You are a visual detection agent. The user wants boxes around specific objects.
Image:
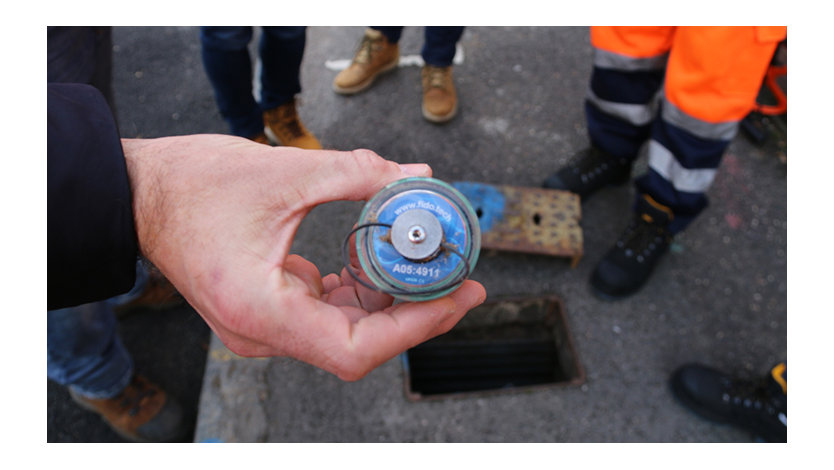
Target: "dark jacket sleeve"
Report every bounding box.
[48,83,138,310]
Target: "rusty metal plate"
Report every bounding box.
[452,182,583,266]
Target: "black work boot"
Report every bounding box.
[542,146,632,199]
[670,363,787,443]
[590,195,673,299]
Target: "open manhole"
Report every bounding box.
[402,296,585,400]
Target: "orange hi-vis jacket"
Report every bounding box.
[590,26,786,124]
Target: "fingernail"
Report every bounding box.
[399,163,431,177]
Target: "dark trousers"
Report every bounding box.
[586,66,728,234]
[372,27,464,66]
[200,26,306,138]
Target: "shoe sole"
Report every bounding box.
[588,277,646,301]
[589,284,631,302]
[668,370,733,425]
[422,100,458,124]
[262,126,323,149]
[587,247,668,301]
[332,58,399,95]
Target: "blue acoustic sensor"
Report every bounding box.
[347,177,481,301]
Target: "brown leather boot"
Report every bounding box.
[332,28,399,95]
[421,65,458,123]
[263,100,322,149]
[114,265,183,317]
[70,374,187,442]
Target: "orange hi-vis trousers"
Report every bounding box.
[585,26,786,233]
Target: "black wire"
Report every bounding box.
[341,222,394,294]
[341,222,471,298]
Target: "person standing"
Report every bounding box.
[543,26,787,299]
[200,26,321,148]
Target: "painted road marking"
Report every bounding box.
[325,44,465,71]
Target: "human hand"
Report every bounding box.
[121,135,486,380]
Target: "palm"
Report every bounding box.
[125,134,485,381]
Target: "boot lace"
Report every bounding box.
[424,66,450,89]
[615,216,669,264]
[354,34,378,64]
[268,103,306,140]
[722,378,782,423]
[118,377,158,417]
[570,148,624,183]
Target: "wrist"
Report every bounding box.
[121,138,168,262]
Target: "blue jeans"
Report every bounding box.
[200,26,307,138]
[47,262,149,399]
[372,27,464,66]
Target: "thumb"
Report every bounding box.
[302,149,432,206]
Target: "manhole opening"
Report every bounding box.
[403,296,585,401]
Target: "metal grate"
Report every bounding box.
[403,297,585,400]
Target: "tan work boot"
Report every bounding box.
[421,65,458,123]
[263,100,322,149]
[70,374,187,442]
[332,28,399,95]
[249,132,271,146]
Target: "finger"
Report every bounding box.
[332,281,487,381]
[338,265,394,313]
[322,284,360,308]
[283,254,324,297]
[331,297,456,381]
[399,163,433,178]
[322,273,342,294]
[321,286,370,322]
[342,227,396,311]
[326,268,393,314]
[301,149,432,207]
[418,280,487,341]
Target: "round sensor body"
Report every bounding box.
[354,177,481,301]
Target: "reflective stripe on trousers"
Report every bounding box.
[585,26,784,233]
